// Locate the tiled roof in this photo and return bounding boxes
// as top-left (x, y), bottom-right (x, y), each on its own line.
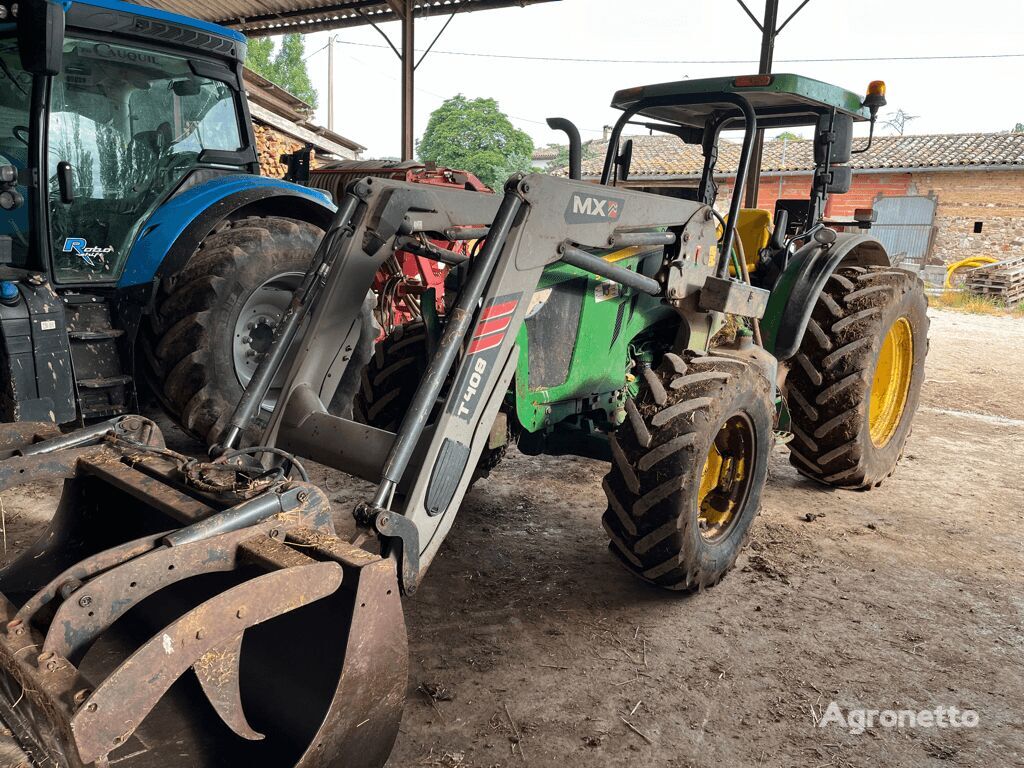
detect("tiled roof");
top-left (532, 147), bottom-right (561, 161)
top-left (576, 132), bottom-right (1024, 179)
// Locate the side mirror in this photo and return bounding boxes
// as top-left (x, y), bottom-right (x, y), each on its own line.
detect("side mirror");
top-left (616, 139), bottom-right (633, 182)
top-left (17, 0), bottom-right (65, 76)
top-left (814, 113), bottom-right (853, 165)
top-left (57, 161), bottom-right (75, 204)
top-left (281, 144), bottom-right (313, 185)
top-left (825, 166), bottom-right (852, 194)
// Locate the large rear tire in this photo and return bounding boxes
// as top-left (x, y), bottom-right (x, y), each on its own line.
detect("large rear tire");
top-left (148, 215), bottom-right (373, 445)
top-left (602, 352), bottom-right (773, 592)
top-left (783, 265), bottom-right (929, 489)
top-left (354, 321), bottom-right (508, 481)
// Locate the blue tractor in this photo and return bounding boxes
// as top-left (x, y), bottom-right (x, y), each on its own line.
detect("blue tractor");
top-left (0, 0), bottom-right (368, 442)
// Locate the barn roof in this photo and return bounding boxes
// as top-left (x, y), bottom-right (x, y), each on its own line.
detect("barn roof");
top-left (134, 0), bottom-right (558, 36)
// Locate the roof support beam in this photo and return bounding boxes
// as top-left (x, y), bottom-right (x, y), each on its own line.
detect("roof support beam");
top-left (400, 1), bottom-right (414, 160)
top-left (737, 0), bottom-right (815, 209)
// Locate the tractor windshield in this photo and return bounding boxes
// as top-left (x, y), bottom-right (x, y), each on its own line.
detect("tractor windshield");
top-left (0, 33), bottom-right (32, 268)
top-left (48, 37), bottom-right (244, 283)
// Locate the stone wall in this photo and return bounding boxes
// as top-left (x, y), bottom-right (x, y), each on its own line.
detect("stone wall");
top-left (914, 170), bottom-right (1024, 265)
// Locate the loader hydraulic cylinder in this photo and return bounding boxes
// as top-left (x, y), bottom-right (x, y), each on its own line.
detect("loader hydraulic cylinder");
top-left (371, 181), bottom-right (525, 508)
top-left (221, 190), bottom-right (363, 451)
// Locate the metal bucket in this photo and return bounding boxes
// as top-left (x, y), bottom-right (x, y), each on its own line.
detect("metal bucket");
top-left (0, 419), bottom-right (407, 768)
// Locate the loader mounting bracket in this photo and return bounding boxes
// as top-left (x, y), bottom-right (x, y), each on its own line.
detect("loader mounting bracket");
top-left (356, 503), bottom-right (421, 595)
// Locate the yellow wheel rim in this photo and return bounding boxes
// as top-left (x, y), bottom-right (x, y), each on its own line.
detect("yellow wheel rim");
top-left (869, 316), bottom-right (914, 447)
top-left (697, 415), bottom-right (754, 541)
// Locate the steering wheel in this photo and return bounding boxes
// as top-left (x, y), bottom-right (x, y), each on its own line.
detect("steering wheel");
top-left (13, 126), bottom-right (29, 146)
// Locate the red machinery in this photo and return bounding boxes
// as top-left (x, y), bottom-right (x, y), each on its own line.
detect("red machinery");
top-left (308, 161), bottom-right (492, 333)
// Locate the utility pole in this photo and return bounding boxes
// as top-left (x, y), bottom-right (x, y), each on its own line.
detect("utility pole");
top-left (327, 35), bottom-right (334, 132)
top-left (736, 0), bottom-right (813, 208)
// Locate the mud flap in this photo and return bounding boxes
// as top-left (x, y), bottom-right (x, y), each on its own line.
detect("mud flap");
top-left (0, 420), bottom-right (408, 768)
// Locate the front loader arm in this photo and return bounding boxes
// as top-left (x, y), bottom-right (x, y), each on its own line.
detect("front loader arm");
top-left (254, 173), bottom-right (717, 594)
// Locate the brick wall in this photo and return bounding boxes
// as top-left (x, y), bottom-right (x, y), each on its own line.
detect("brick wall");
top-left (713, 168), bottom-right (1024, 265)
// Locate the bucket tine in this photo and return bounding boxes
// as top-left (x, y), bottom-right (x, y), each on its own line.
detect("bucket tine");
top-left (0, 415), bottom-right (409, 767)
top-left (15, 530), bottom-right (168, 624)
top-left (40, 517), bottom-right (294, 662)
top-left (194, 634), bottom-right (264, 741)
top-left (69, 561), bottom-right (343, 765)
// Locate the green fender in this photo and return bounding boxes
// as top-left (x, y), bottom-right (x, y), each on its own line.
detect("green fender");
top-left (761, 233), bottom-right (890, 361)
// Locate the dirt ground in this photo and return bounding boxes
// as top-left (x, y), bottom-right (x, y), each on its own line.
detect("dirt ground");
top-left (1, 307), bottom-right (1023, 767)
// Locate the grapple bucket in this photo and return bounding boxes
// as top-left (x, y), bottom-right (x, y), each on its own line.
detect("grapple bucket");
top-left (0, 419), bottom-right (407, 768)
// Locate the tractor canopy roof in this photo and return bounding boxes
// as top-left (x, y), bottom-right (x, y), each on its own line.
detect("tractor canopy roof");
top-left (611, 73), bottom-right (871, 131)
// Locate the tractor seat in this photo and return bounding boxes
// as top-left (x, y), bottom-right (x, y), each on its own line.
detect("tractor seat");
top-left (727, 208), bottom-right (773, 275)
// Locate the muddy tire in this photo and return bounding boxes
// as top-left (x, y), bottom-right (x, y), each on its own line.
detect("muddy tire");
top-left (602, 352), bottom-right (773, 591)
top-left (784, 265), bottom-right (929, 489)
top-left (148, 216), bottom-right (371, 445)
top-left (354, 320), bottom-right (508, 481)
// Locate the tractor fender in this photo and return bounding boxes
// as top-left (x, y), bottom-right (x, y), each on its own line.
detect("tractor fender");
top-left (117, 174), bottom-right (335, 289)
top-left (761, 232), bottom-right (890, 361)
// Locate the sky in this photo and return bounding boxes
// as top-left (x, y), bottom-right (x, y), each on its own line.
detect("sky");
top-left (280, 0), bottom-right (1024, 158)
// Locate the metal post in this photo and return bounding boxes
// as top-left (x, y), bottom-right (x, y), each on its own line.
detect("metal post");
top-left (400, 4), bottom-right (414, 161)
top-left (327, 35), bottom-right (334, 132)
top-left (743, 0), bottom-right (779, 210)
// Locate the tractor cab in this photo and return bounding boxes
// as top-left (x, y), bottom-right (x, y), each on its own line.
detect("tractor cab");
top-left (0, 1), bottom-right (337, 432)
top-left (1, 0), bottom-right (255, 286)
top-left (598, 73), bottom-right (887, 289)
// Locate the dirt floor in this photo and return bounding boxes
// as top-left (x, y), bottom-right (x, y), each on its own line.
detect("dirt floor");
top-left (1, 307), bottom-right (1023, 767)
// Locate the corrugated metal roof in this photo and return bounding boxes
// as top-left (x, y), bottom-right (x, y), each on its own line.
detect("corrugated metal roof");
top-left (573, 132), bottom-right (1024, 180)
top-left (134, 0), bottom-right (558, 36)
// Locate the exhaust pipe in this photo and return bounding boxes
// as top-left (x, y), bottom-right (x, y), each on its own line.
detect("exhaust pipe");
top-left (546, 117), bottom-right (582, 180)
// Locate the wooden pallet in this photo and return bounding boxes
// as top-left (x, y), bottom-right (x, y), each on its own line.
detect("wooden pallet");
top-left (965, 256), bottom-right (1024, 303)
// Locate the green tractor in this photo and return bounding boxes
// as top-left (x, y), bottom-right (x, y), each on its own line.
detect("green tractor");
top-left (353, 73), bottom-right (929, 588)
top-left (0, 73), bottom-right (929, 767)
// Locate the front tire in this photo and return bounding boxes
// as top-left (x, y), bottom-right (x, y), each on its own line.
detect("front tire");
top-left (784, 265), bottom-right (928, 489)
top-left (148, 215), bottom-right (372, 445)
top-left (602, 352), bottom-right (773, 592)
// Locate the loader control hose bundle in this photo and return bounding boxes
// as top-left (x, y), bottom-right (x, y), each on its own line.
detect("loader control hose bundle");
top-left (106, 433), bottom-right (309, 499)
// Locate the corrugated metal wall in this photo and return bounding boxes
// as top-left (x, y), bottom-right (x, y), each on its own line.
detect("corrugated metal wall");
top-left (870, 194), bottom-right (938, 267)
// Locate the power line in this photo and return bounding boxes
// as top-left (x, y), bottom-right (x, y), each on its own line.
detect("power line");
top-left (321, 42), bottom-right (607, 136)
top-left (331, 40), bottom-right (1024, 65)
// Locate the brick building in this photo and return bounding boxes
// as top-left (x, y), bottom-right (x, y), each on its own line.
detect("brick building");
top-left (578, 132), bottom-right (1024, 269)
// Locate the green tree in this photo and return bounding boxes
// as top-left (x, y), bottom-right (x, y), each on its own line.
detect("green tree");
top-left (1014, 122), bottom-right (1024, 133)
top-left (244, 35), bottom-right (318, 110)
top-left (545, 141), bottom-right (599, 173)
top-left (775, 130), bottom-right (802, 141)
top-left (417, 95), bottom-right (534, 190)
top-left (245, 37), bottom-right (275, 75)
